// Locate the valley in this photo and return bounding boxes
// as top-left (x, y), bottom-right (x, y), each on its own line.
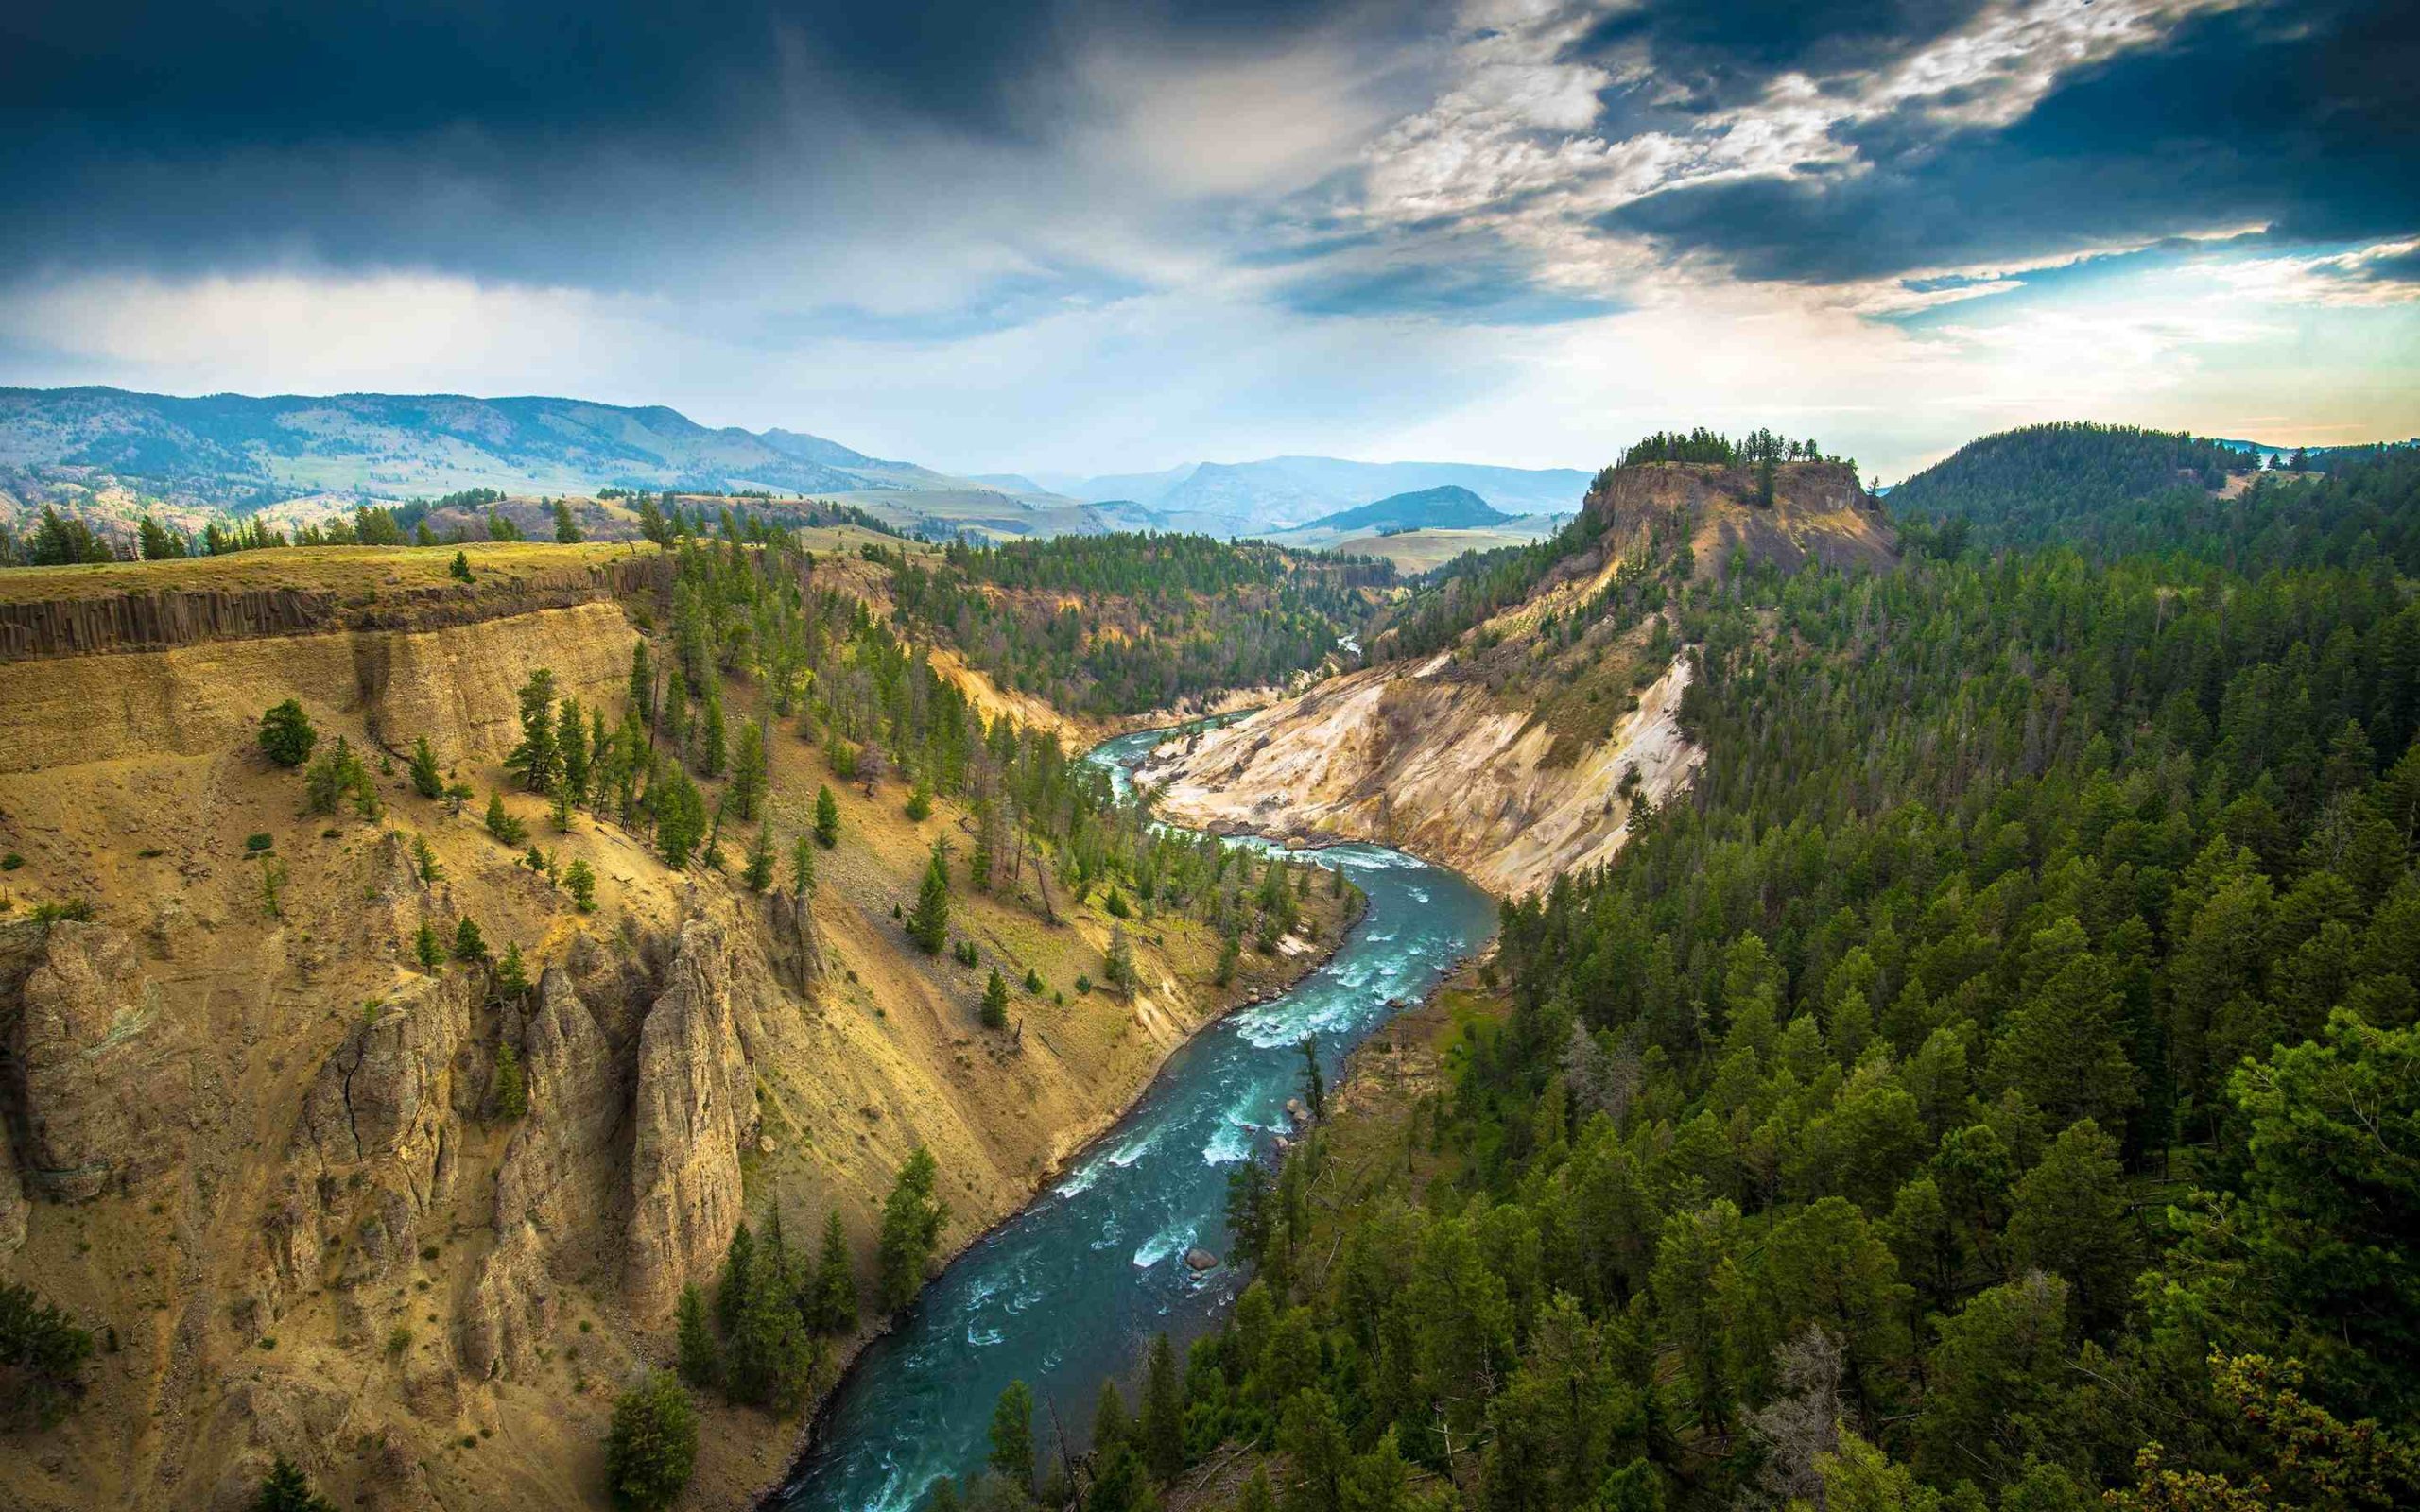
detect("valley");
top-left (0, 529), bottom-right (1359, 1511)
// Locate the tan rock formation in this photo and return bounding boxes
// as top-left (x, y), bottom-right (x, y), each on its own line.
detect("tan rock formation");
top-left (1142, 651), bottom-right (1701, 898)
top-left (625, 919), bottom-right (764, 1321)
top-left (11, 920), bottom-right (189, 1200)
top-left (461, 966), bottom-right (622, 1378)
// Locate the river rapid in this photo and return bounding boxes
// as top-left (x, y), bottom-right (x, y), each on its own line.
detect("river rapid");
top-left (769, 722), bottom-right (1497, 1512)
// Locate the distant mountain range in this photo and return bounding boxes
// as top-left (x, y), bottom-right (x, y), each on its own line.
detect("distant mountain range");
top-left (0, 386), bottom-right (957, 509)
top-left (1295, 484), bottom-right (1512, 535)
top-left (1032, 455), bottom-right (1593, 537)
top-left (0, 385), bottom-right (1598, 545)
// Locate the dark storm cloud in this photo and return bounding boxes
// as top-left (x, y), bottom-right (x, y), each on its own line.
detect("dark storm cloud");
top-left (1568, 0), bottom-right (1989, 114)
top-left (0, 0), bottom-right (1381, 282)
top-left (1598, 0), bottom-right (2420, 284)
top-left (0, 0), bottom-right (1360, 144)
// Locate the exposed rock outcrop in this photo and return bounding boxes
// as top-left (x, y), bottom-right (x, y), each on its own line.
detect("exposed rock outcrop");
top-left (766, 886), bottom-right (822, 996)
top-left (11, 920), bottom-right (189, 1200)
top-left (462, 967), bottom-right (623, 1378)
top-left (0, 1117), bottom-right (27, 1252)
top-left (0, 555), bottom-right (670, 662)
top-left (1143, 652), bottom-right (1702, 898)
top-left (0, 600), bottom-right (638, 774)
top-left (625, 919), bottom-right (765, 1321)
top-left (1140, 460), bottom-right (1893, 898)
top-left (274, 971), bottom-right (481, 1297)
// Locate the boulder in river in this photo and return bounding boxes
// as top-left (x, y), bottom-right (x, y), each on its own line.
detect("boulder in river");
top-left (1184, 1247), bottom-right (1219, 1272)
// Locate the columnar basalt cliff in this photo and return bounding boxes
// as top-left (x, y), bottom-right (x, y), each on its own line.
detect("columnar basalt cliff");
top-left (0, 554), bottom-right (670, 661)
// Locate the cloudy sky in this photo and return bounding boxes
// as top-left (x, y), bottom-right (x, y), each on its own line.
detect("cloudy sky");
top-left (2, 0), bottom-right (2413, 479)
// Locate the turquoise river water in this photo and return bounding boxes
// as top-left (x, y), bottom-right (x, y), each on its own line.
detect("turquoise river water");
top-left (769, 722), bottom-right (1497, 1512)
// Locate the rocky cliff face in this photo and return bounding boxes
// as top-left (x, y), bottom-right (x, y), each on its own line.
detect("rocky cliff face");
top-left (0, 599), bottom-right (636, 773)
top-left (462, 967), bottom-right (623, 1379)
top-left (626, 919), bottom-right (768, 1321)
top-left (0, 555), bottom-right (668, 662)
top-left (0, 546), bottom-right (1345, 1512)
top-left (1140, 460), bottom-right (1893, 898)
top-left (1142, 651), bottom-right (1701, 898)
top-left (10, 920), bottom-right (192, 1201)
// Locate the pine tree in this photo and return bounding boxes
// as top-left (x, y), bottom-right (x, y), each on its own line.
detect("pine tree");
top-left (661, 666), bottom-right (688, 751)
top-left (1299, 1035), bottom-right (1324, 1120)
top-left (637, 494), bottom-right (671, 547)
top-left (814, 784), bottom-right (840, 848)
top-left (603, 1369), bottom-right (698, 1512)
top-left (485, 791), bottom-right (527, 845)
top-left (1023, 968), bottom-right (1043, 994)
top-left (988, 1380), bottom-right (1035, 1490)
top-left (656, 771), bottom-right (705, 868)
top-left (809, 1211), bottom-right (857, 1335)
top-left (1093, 1378), bottom-right (1132, 1459)
top-left (699, 690), bottom-right (727, 778)
top-left (507, 670), bottom-right (561, 793)
top-left (730, 1205), bottom-right (815, 1410)
top-left (413, 833), bottom-right (441, 883)
top-left (674, 1282), bottom-right (717, 1387)
top-left (744, 820), bottom-right (775, 893)
top-left (257, 700), bottom-right (318, 768)
top-left (408, 734), bottom-right (443, 799)
top-left (493, 1036), bottom-right (527, 1120)
top-left (553, 499), bottom-right (582, 543)
top-left (414, 921), bottom-right (442, 972)
top-left (717, 1221), bottom-right (754, 1337)
top-left (730, 720), bottom-right (768, 821)
top-left (587, 706), bottom-right (612, 806)
top-left (1104, 925), bottom-right (1137, 992)
top-left (452, 917), bottom-right (488, 962)
top-left (2006, 1120), bottom-right (2135, 1331)
top-left (968, 823), bottom-right (995, 894)
top-left (629, 642), bottom-right (655, 730)
top-left (251, 1455), bottom-right (337, 1512)
top-left (564, 858), bottom-right (596, 912)
top-left (791, 835), bottom-right (817, 895)
top-left (558, 696), bottom-right (588, 803)
top-left (1216, 936), bottom-right (1241, 988)
top-left (875, 1145), bottom-right (947, 1312)
top-left (982, 968), bottom-right (1011, 1029)
top-left (449, 550), bottom-right (473, 582)
top-left (907, 839), bottom-right (951, 954)
top-left (493, 943), bottom-right (531, 1005)
top-left (1139, 1331), bottom-right (1185, 1482)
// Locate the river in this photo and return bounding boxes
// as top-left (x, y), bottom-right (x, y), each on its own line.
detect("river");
top-left (768, 722), bottom-right (1497, 1512)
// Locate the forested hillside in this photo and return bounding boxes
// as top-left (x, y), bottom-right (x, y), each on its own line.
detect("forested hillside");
top-left (882, 533), bottom-right (1393, 717)
top-left (1888, 422), bottom-right (2252, 550)
top-left (959, 451), bottom-right (2420, 1512)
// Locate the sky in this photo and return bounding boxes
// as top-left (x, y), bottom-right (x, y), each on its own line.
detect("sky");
top-left (1, 0), bottom-right (2414, 481)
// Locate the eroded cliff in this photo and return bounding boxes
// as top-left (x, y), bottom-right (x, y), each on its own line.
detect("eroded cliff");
top-left (0, 555), bottom-right (1348, 1512)
top-left (1139, 460), bottom-right (1893, 898)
